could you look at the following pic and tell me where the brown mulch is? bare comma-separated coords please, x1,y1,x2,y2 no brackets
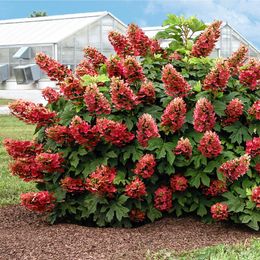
0,206,259,260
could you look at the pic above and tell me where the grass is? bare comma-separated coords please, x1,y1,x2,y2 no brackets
146,239,260,260
0,98,15,106
0,115,36,206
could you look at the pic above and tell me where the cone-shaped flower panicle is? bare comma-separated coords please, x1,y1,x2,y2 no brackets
96,118,135,147
137,81,156,104
161,97,187,133
174,137,192,160
169,51,182,61
193,98,216,132
170,175,188,192
35,152,64,173
42,87,61,104
83,47,107,69
136,113,160,147
203,61,230,92
239,58,260,90
248,100,260,120
61,177,85,193
210,202,228,221
252,187,260,208
255,163,260,173
84,83,111,115
203,180,227,196
21,191,56,213
123,56,145,84
85,165,117,196
35,52,72,82
106,56,124,79
129,209,146,222
191,21,222,57
162,64,191,97
69,116,100,150
45,125,73,145
110,77,139,111
75,59,98,77
154,186,173,212
108,31,135,57
198,131,222,158
218,154,250,182
9,100,56,126
246,137,260,158
125,177,147,199
223,98,243,125
134,154,156,179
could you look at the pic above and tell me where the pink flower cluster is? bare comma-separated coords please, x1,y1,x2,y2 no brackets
252,187,260,208
174,137,192,160
42,87,60,104
170,175,188,192
35,52,72,82
134,154,156,179
161,97,187,133
75,59,98,77
35,152,64,173
84,84,111,115
97,118,135,147
106,56,124,78
137,113,160,147
193,98,216,132
203,61,230,92
154,186,172,211
129,209,146,222
198,131,222,158
83,47,107,69
61,177,85,193
248,101,260,120
162,64,191,98
203,180,227,197
9,100,56,126
125,177,147,199
137,81,156,104
210,202,228,221
123,56,145,84
246,137,260,158
223,98,244,125
45,125,73,145
191,21,222,57
219,154,250,182
21,191,56,213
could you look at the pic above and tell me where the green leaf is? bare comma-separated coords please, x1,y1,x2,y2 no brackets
222,192,245,212
69,151,80,168
213,100,226,117
147,206,163,222
197,204,207,217
106,202,129,222
224,122,251,145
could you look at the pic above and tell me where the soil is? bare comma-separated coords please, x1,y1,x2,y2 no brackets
0,205,259,260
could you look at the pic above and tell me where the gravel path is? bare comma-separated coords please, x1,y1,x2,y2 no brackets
0,205,259,260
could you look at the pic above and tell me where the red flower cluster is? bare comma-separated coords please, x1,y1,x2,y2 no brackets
170,175,188,192
42,87,60,104
193,98,216,132
246,137,260,158
9,100,57,126
162,64,191,98
110,77,139,111
161,97,187,133
108,31,135,58
84,84,111,115
85,165,117,196
174,137,192,160
21,191,56,213
69,116,100,150
255,163,260,173
191,21,222,57
59,76,85,100
169,51,182,61
210,202,228,221
125,177,147,199
10,158,43,182
203,61,230,92
45,125,73,145
137,113,160,147
223,98,244,125
83,47,107,69
248,100,260,120
123,56,145,84
137,81,156,104
75,59,98,77
219,154,250,182
97,118,135,147
129,209,146,222
35,152,64,173
134,154,156,179
239,59,260,90
252,187,260,208
35,52,72,82
154,186,172,211
61,177,85,193
203,180,227,197
3,139,42,159
227,45,248,75
106,56,124,78
198,131,222,158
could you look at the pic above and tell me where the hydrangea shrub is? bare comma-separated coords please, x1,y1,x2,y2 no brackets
4,14,260,229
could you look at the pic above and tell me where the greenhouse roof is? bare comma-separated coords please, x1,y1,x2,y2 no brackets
0,11,123,47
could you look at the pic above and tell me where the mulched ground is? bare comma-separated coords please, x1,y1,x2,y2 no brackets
0,206,259,260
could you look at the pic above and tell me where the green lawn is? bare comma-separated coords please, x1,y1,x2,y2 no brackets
0,115,36,206
0,98,15,106
147,239,260,260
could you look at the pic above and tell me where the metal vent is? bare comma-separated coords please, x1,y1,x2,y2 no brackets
13,64,40,84
0,64,9,82
13,47,32,59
